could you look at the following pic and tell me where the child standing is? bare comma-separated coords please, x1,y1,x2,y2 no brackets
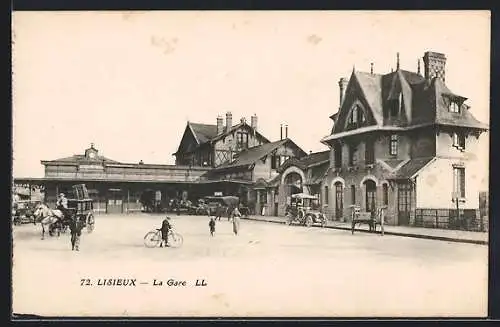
209,217,216,236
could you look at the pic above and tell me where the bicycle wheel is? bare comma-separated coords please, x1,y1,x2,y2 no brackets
144,230,161,248
168,232,183,248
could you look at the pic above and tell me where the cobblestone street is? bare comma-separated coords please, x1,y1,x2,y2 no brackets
12,214,488,317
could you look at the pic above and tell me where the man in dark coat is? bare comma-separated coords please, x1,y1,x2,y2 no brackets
69,217,84,251
160,217,172,247
209,217,216,236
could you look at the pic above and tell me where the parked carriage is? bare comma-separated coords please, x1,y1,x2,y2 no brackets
66,184,95,233
285,193,327,227
12,200,41,225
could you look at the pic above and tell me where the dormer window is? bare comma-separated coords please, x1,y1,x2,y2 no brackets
389,93,403,118
449,101,460,113
347,104,365,130
453,132,466,151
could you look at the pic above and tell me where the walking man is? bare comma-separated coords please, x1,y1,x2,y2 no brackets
69,217,84,251
209,217,216,237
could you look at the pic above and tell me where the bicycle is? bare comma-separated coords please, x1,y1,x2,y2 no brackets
144,228,184,248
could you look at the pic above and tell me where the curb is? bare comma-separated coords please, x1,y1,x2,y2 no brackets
242,217,488,246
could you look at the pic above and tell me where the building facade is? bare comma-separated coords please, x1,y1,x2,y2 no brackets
174,112,270,167
319,51,488,226
28,143,211,214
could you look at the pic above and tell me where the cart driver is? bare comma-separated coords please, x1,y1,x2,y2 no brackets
56,193,70,220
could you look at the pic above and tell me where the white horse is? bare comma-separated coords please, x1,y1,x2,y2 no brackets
33,203,63,240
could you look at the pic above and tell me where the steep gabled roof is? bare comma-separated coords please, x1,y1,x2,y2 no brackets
277,150,330,173
176,121,271,154
387,157,435,180
306,162,329,185
189,123,218,144
214,138,306,170
324,64,488,145
353,71,384,124
432,78,488,129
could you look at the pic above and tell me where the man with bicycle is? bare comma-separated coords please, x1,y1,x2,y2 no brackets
159,217,172,247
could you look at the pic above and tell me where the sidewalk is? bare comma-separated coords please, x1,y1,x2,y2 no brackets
242,215,488,245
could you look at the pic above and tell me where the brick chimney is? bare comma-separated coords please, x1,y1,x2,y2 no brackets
423,51,446,82
225,112,232,132
216,115,224,134
251,114,258,131
338,78,348,107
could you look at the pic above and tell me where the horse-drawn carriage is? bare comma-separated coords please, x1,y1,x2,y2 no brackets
204,195,250,218
12,200,41,225
66,184,95,233
285,193,327,227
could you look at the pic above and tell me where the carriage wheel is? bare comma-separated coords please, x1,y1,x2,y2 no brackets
305,215,313,227
144,231,161,248
168,232,184,248
320,215,327,228
87,213,95,233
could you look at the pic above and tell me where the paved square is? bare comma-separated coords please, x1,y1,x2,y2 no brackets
12,214,487,317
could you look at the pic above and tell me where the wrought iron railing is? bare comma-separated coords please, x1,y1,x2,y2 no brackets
414,208,486,232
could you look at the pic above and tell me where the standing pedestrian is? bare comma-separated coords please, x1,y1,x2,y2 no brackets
232,207,241,236
69,217,84,251
215,203,223,221
209,217,216,237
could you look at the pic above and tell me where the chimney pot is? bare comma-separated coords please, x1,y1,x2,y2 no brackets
338,78,348,107
225,112,233,132
285,124,288,138
216,115,224,134
280,124,283,140
423,51,446,82
251,114,258,131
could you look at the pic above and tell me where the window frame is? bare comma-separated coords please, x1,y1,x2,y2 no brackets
453,132,466,150
389,134,398,156
348,144,356,166
324,186,329,205
365,140,375,165
453,167,466,199
334,143,342,168
382,183,389,206
449,101,461,114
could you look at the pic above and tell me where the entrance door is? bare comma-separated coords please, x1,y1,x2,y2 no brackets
364,180,376,213
107,189,123,214
397,183,412,226
335,182,343,220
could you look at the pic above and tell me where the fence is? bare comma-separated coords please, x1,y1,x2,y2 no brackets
414,208,486,232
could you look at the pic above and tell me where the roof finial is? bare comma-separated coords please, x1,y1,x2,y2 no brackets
417,58,421,75
396,52,400,70
352,65,355,73
90,142,95,148
370,62,374,74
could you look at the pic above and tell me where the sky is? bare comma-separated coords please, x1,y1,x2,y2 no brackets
12,11,490,178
